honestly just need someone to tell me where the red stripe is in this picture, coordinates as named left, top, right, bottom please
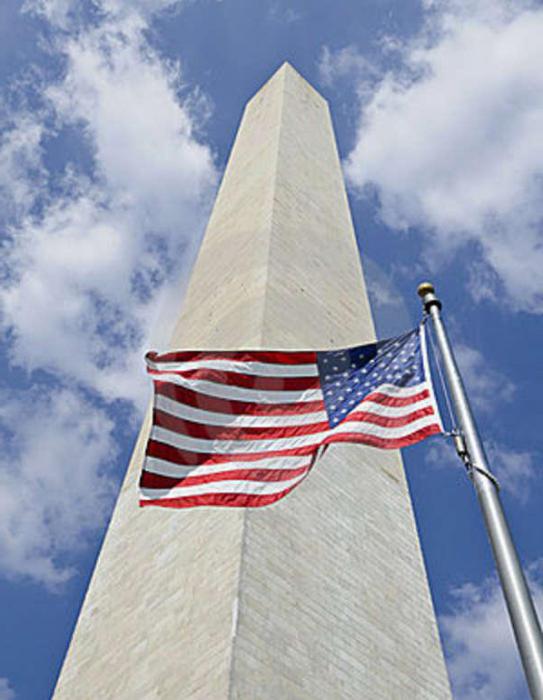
left=154, top=380, right=324, bottom=416
left=139, top=425, right=443, bottom=509
left=153, top=408, right=325, bottom=440
left=147, top=350, right=318, bottom=365
left=139, top=464, right=310, bottom=490
left=140, top=482, right=303, bottom=509
left=146, top=439, right=317, bottom=466
left=322, top=423, right=442, bottom=450
left=146, top=420, right=441, bottom=467
left=365, top=388, right=430, bottom=407
left=152, top=405, right=436, bottom=441
left=149, top=367, right=319, bottom=391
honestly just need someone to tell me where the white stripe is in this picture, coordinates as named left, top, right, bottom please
left=155, top=394, right=327, bottom=427
left=147, top=358, right=318, bottom=377
left=143, top=455, right=311, bottom=479
left=154, top=393, right=434, bottom=428
left=151, top=412, right=440, bottom=454
left=140, top=472, right=307, bottom=501
left=369, top=382, right=429, bottom=398
left=153, top=372, right=322, bottom=404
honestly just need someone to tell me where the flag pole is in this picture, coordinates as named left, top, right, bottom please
left=417, top=282, right=543, bottom=699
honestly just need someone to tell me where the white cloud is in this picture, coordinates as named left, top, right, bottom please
left=425, top=437, right=537, bottom=502
left=267, top=3, right=301, bottom=24
left=1, top=12, right=216, bottom=406
left=424, top=341, right=535, bottom=499
left=24, top=0, right=184, bottom=27
left=441, top=560, right=543, bottom=700
left=0, top=116, right=45, bottom=219
left=0, top=1, right=216, bottom=585
left=318, top=44, right=376, bottom=88
left=0, top=387, right=117, bottom=586
left=342, top=0, right=543, bottom=313
left=454, top=343, right=515, bottom=413
left=485, top=442, right=537, bottom=502
left=23, top=0, right=76, bottom=28
left=0, top=678, right=15, bottom=700
left=48, top=19, right=214, bottom=234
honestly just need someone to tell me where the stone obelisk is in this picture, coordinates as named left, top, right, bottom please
left=54, top=64, right=451, bottom=699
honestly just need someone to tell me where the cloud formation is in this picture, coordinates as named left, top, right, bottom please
left=337, top=0, right=543, bottom=312
left=425, top=435, right=537, bottom=503
left=0, top=678, right=15, bottom=700
left=454, top=343, right=515, bottom=413
left=2, top=14, right=215, bottom=404
left=441, top=560, right=543, bottom=700
left=0, top=0, right=216, bottom=584
left=0, top=387, right=116, bottom=586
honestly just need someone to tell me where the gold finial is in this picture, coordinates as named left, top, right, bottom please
left=417, top=282, right=435, bottom=298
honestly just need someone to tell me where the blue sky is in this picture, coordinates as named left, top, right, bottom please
left=0, top=0, right=542, bottom=698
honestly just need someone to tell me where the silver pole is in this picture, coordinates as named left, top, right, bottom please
left=417, top=282, right=543, bottom=700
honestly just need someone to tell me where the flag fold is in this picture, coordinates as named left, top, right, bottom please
left=140, top=324, right=442, bottom=509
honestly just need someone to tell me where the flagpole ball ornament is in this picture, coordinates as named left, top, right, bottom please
left=417, top=281, right=442, bottom=311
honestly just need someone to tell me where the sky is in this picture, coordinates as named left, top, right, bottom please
left=0, top=0, right=542, bottom=698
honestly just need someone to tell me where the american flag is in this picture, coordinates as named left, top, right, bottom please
left=140, top=323, right=442, bottom=509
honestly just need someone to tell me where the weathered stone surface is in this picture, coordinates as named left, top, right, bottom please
left=54, top=63, right=451, bottom=699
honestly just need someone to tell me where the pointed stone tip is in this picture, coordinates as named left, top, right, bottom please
left=251, top=61, right=325, bottom=103
left=274, top=61, right=308, bottom=82
left=278, top=60, right=295, bottom=72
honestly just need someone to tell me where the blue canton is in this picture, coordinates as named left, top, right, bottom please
left=317, top=327, right=425, bottom=428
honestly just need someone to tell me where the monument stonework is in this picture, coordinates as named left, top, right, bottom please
left=54, top=64, right=452, bottom=699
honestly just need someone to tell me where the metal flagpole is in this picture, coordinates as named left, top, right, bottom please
left=417, top=282, right=543, bottom=700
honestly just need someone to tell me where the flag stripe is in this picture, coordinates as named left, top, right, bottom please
left=155, top=393, right=328, bottom=426
left=150, top=411, right=439, bottom=454
left=143, top=454, right=311, bottom=479
left=152, top=404, right=436, bottom=441
left=146, top=439, right=318, bottom=466
left=146, top=357, right=319, bottom=377
left=154, top=380, right=325, bottom=416
left=321, top=424, right=442, bottom=450
left=148, top=367, right=320, bottom=391
left=140, top=464, right=310, bottom=490
left=140, top=472, right=309, bottom=500
left=140, top=485, right=304, bottom=509
left=152, top=372, right=323, bottom=404
left=154, top=392, right=433, bottom=428
left=147, top=350, right=318, bottom=365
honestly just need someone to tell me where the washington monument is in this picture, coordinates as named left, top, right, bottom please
left=54, top=63, right=451, bottom=698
